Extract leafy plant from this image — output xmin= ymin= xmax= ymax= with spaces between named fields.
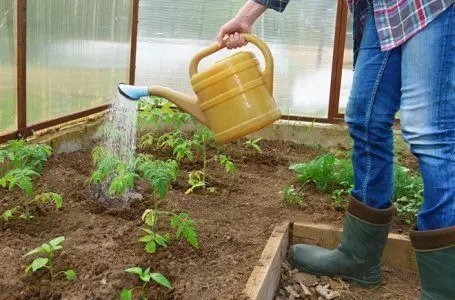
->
xmin=281 ymin=185 xmax=304 ymax=206
xmin=244 ymin=138 xmax=262 ymax=154
xmin=24 ymin=236 xmax=76 ymax=281
xmin=289 ymin=152 xmax=424 ymax=224
xmin=185 ymin=171 xmax=206 ymax=194
xmin=394 ymin=166 xmax=423 ymax=224
xmin=290 ymin=153 xmax=353 ymax=192
xmin=0 ymin=168 xmax=63 ymax=220
xmin=0 ymin=140 xmax=52 ymax=172
xmin=139 ymin=209 xmax=199 ymax=254
xmin=138 ymin=98 xmax=194 ymax=130
xmin=170 ymin=212 xmax=199 ymax=249
xmin=137 ymin=155 xmax=178 ymax=199
xmin=218 ymin=155 xmax=236 ymax=176
xmin=121 ymin=266 xmax=171 ymax=300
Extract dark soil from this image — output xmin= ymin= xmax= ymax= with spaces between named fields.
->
xmin=0 ymin=139 xmax=419 ymax=299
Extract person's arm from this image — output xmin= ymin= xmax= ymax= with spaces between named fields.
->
xmin=217 ymin=0 xmax=290 ymax=49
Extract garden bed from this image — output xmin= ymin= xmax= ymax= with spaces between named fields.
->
xmin=0 ymin=137 xmax=420 ymax=299
xmin=245 ymin=222 xmax=419 ymax=300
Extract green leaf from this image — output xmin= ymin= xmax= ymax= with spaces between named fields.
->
xmin=31 ymin=257 xmax=49 ymax=271
xmin=41 ymin=243 xmax=52 ymax=253
xmin=24 ymin=246 xmax=44 ymax=257
xmin=139 ymin=267 xmax=151 ymax=282
xmin=120 ymin=289 xmax=132 ymax=300
xmin=154 ymin=234 xmax=168 ymax=247
xmin=2 ymin=208 xmax=16 ymax=221
xmin=64 ymin=269 xmax=77 ymax=281
xmin=150 ymin=273 xmax=171 ymax=288
xmin=125 ymin=267 xmax=143 ymax=276
xmin=145 ymin=241 xmax=157 ymax=254
xmin=49 ymin=236 xmax=65 ymax=247
xmin=138 ymin=235 xmax=154 ymax=242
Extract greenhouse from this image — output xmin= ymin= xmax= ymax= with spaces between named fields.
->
xmin=1 ymin=0 xmax=454 ymax=299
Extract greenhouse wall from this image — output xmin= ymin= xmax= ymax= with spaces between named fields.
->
xmin=0 ymin=0 xmax=352 ymax=141
xmin=0 ymin=0 xmax=17 ymax=134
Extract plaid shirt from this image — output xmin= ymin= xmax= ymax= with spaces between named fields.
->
xmin=254 ymin=0 xmax=454 ymax=66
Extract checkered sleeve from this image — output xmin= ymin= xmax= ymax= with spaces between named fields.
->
xmin=252 ymin=0 xmax=290 ymax=12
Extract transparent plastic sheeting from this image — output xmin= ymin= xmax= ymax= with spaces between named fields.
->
xmin=0 ymin=0 xmax=17 ymax=133
xmin=26 ymin=0 xmax=132 ymax=125
xmin=339 ymin=11 xmax=354 ymax=114
xmin=136 ymin=0 xmax=339 ymax=118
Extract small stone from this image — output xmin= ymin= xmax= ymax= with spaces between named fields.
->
xmin=290 ymin=268 xmax=299 ymax=275
xmin=293 ymin=273 xmax=318 ymax=286
xmin=285 ymin=285 xmax=300 ymax=298
xmin=329 ymin=278 xmax=345 ymax=290
xmin=382 ymin=293 xmax=392 ymax=299
xmin=316 ymin=284 xmax=340 ymax=300
xmin=282 ymin=261 xmax=292 ymax=271
xmin=381 ymin=265 xmax=394 ymax=273
xmin=319 ymin=276 xmax=330 ymax=285
xmin=101 ymin=278 xmax=107 ymax=285
xmin=293 ymin=284 xmax=302 ymax=293
xmin=300 ymin=283 xmax=312 ymax=297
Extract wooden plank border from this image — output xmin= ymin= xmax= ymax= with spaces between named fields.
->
xmin=244 ymin=221 xmax=290 ymax=300
xmin=244 ymin=221 xmax=417 ymax=299
xmin=293 ymin=222 xmax=417 ymax=271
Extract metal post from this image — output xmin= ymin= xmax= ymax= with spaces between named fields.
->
xmin=17 ymin=0 xmax=27 ymax=135
xmin=129 ymin=0 xmax=139 ymax=85
xmin=328 ymin=0 xmax=348 ymax=123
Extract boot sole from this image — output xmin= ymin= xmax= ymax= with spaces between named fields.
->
xmin=296 ymin=266 xmax=382 ymax=289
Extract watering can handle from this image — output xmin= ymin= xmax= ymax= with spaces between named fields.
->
xmin=189 ymin=33 xmax=274 ymax=94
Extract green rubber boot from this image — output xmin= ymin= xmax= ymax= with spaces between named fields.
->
xmin=410 ymin=225 xmax=455 ymax=300
xmin=289 ymin=196 xmax=393 ymax=288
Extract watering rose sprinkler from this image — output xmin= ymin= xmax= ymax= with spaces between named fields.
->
xmin=118 ymin=33 xmax=281 ymax=144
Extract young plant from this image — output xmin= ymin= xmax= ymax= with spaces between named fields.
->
xmin=170 ymin=212 xmax=199 ymax=249
xmin=139 ymin=209 xmax=170 ymax=254
xmin=0 ymin=168 xmax=63 ymax=220
xmin=138 ymin=97 xmax=195 ymax=131
xmin=121 ymin=266 xmax=171 ymax=300
xmin=139 ymin=209 xmax=199 ymax=254
xmin=185 ymin=171 xmax=206 ymax=194
xmin=281 ymin=184 xmax=304 ymax=206
xmin=0 ymin=139 xmax=52 ymax=172
xmin=290 ymin=152 xmax=424 ymax=223
xmin=137 ymin=154 xmax=178 ymax=199
xmin=24 ymin=236 xmax=76 ymax=282
xmin=218 ymin=155 xmax=236 ymax=177
xmin=244 ymin=137 xmax=262 ymax=154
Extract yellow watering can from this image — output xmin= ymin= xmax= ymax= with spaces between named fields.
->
xmin=118 ymin=34 xmax=281 ymax=144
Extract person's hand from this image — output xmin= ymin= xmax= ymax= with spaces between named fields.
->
xmin=217 ymin=17 xmax=251 ymax=49
xmin=216 ymin=0 xmax=267 ymax=49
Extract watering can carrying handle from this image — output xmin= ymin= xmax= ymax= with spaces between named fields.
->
xmin=189 ymin=34 xmax=274 ymax=94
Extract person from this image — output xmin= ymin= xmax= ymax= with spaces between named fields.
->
xmin=217 ymin=0 xmax=455 ymax=298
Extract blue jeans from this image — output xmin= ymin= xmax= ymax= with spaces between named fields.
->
xmin=345 ymin=5 xmax=455 ymax=231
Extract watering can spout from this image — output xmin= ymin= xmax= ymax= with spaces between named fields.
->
xmin=118 ymin=83 xmax=208 ymax=126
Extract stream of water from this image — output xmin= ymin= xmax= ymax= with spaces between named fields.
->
xmin=103 ymin=92 xmax=138 ymax=164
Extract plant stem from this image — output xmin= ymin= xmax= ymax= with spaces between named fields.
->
xmin=48 ymin=255 xmax=55 ymax=281
xmin=202 ymin=142 xmax=207 ymax=192
xmin=141 ymin=282 xmax=147 ymax=299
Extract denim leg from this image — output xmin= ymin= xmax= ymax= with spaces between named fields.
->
xmin=400 ymin=5 xmax=455 ymax=230
xmin=345 ymin=13 xmax=401 ymax=209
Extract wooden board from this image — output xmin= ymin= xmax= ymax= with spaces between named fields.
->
xmin=293 ymin=222 xmax=417 ymax=271
xmin=244 ymin=221 xmax=290 ymax=300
